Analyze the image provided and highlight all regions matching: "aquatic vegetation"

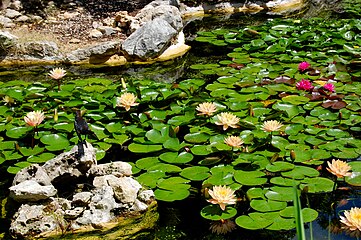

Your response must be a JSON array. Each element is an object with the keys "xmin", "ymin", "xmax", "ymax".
[
  {"xmin": 296, "ymin": 79, "xmax": 313, "ymax": 91},
  {"xmin": 323, "ymin": 83, "xmax": 335, "ymax": 92},
  {"xmin": 116, "ymin": 92, "xmax": 139, "ymax": 111},
  {"xmin": 224, "ymin": 136, "xmax": 243, "ymax": 148},
  {"xmin": 298, "ymin": 61, "xmax": 310, "ymax": 72},
  {"xmin": 326, "ymin": 159, "xmax": 352, "ymax": 178},
  {"xmin": 207, "ymin": 185, "xmax": 237, "ymax": 211},
  {"xmin": 196, "ymin": 102, "xmax": 217, "ymax": 116},
  {"xmin": 24, "ymin": 110, "xmax": 44, "ymax": 127},
  {"xmin": 1, "ymin": 17, "xmax": 361, "ymax": 237},
  {"xmin": 340, "ymin": 207, "xmax": 361, "ymax": 235},
  {"xmin": 214, "ymin": 112, "xmax": 239, "ymax": 130},
  {"xmin": 48, "ymin": 67, "xmax": 66, "ymax": 91},
  {"xmin": 261, "ymin": 120, "xmax": 284, "ymax": 132}
]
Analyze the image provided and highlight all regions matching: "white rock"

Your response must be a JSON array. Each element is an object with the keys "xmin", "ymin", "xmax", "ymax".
[{"xmin": 9, "ymin": 180, "xmax": 57, "ymax": 202}]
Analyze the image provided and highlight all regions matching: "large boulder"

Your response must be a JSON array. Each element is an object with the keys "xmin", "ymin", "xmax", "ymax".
[
  {"xmin": 9, "ymin": 180, "xmax": 57, "ymax": 202},
  {"xmin": 122, "ymin": 17, "xmax": 178, "ymax": 60}
]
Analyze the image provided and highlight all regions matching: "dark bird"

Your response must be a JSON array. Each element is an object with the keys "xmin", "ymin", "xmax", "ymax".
[{"xmin": 74, "ymin": 110, "xmax": 93, "ymax": 146}]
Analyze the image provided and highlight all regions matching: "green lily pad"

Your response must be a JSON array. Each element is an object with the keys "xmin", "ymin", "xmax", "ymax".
[
  {"xmin": 300, "ymin": 177, "xmax": 334, "ymax": 193},
  {"xmin": 282, "ymin": 95, "xmax": 310, "ymax": 105},
  {"xmin": 159, "ymin": 151, "xmax": 193, "ymax": 164},
  {"xmin": 235, "ymin": 212, "xmax": 276, "ymax": 230},
  {"xmin": 148, "ymin": 163, "xmax": 182, "ymax": 173},
  {"xmin": 6, "ymin": 127, "xmax": 31, "ymax": 139},
  {"xmin": 137, "ymin": 171, "xmax": 166, "ymax": 188},
  {"xmin": 27, "ymin": 153, "xmax": 55, "ymax": 163},
  {"xmin": 184, "ymin": 132, "xmax": 210, "ymax": 143},
  {"xmin": 266, "ymin": 162, "xmax": 294, "ymax": 172},
  {"xmin": 40, "ymin": 134, "xmax": 70, "ymax": 151},
  {"xmin": 19, "ymin": 146, "xmax": 44, "ymax": 156},
  {"xmin": 250, "ymin": 199, "xmax": 287, "ymax": 212},
  {"xmin": 280, "ymin": 206, "xmax": 318, "ymax": 222},
  {"xmin": 200, "ymin": 205, "xmax": 237, "ymax": 220},
  {"xmin": 281, "ymin": 165, "xmax": 319, "ymax": 180},
  {"xmin": 135, "ymin": 157, "xmax": 160, "ymax": 170},
  {"xmin": 128, "ymin": 143, "xmax": 163, "ymax": 153},
  {"xmin": 180, "ymin": 166, "xmax": 210, "ymax": 181},
  {"xmin": 234, "ymin": 170, "xmax": 267, "ymax": 186},
  {"xmin": 154, "ymin": 188, "xmax": 190, "ymax": 202}
]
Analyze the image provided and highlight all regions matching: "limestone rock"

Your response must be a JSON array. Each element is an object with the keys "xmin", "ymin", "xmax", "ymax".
[
  {"xmin": 88, "ymin": 161, "xmax": 132, "ymax": 177},
  {"xmin": 4, "ymin": 9, "xmax": 21, "ymax": 18},
  {"xmin": 131, "ymin": 3, "xmax": 183, "ymax": 32},
  {"xmin": 9, "ymin": 180, "xmax": 57, "ymax": 202},
  {"xmin": 12, "ymin": 164, "xmax": 52, "ymax": 186},
  {"xmin": 19, "ymin": 41, "xmax": 62, "ymax": 60},
  {"xmin": 0, "ymin": 16, "xmax": 14, "ymax": 28},
  {"xmin": 9, "ymin": 204, "xmax": 61, "ymax": 239},
  {"xmin": 72, "ymin": 192, "xmax": 93, "ymax": 206},
  {"xmin": 0, "ymin": 30, "xmax": 18, "ymax": 50},
  {"xmin": 65, "ymin": 41, "xmax": 120, "ymax": 63},
  {"xmin": 122, "ymin": 17, "xmax": 178, "ymax": 60},
  {"xmin": 89, "ymin": 29, "xmax": 103, "ymax": 38},
  {"xmin": 41, "ymin": 141, "xmax": 96, "ymax": 186}
]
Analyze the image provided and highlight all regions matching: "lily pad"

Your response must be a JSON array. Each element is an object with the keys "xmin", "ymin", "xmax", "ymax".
[{"xmin": 200, "ymin": 205, "xmax": 237, "ymax": 220}]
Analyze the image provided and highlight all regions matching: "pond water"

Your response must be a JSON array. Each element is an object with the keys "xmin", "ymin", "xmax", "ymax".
[{"xmin": 1, "ymin": 5, "xmax": 361, "ymax": 240}]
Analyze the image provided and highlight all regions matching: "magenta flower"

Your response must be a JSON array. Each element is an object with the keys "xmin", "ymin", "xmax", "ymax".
[
  {"xmin": 298, "ymin": 61, "xmax": 310, "ymax": 71},
  {"xmin": 323, "ymin": 83, "xmax": 335, "ymax": 92},
  {"xmin": 296, "ymin": 79, "xmax": 313, "ymax": 91}
]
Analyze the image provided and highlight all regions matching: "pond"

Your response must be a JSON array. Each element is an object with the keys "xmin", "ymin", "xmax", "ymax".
[{"xmin": 1, "ymin": 5, "xmax": 361, "ymax": 240}]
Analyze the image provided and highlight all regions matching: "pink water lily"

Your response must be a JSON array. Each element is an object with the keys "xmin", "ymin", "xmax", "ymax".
[
  {"xmin": 323, "ymin": 83, "xmax": 335, "ymax": 92},
  {"xmin": 298, "ymin": 61, "xmax": 310, "ymax": 71},
  {"xmin": 296, "ymin": 79, "xmax": 313, "ymax": 91}
]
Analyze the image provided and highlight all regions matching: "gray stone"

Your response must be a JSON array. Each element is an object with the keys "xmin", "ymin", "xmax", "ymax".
[
  {"xmin": 19, "ymin": 41, "xmax": 63, "ymax": 60},
  {"xmin": 14, "ymin": 15, "xmax": 30, "ymax": 22},
  {"xmin": 9, "ymin": 0, "xmax": 22, "ymax": 11},
  {"xmin": 0, "ymin": 16, "xmax": 13, "ymax": 28},
  {"xmin": 42, "ymin": 141, "xmax": 96, "ymax": 184},
  {"xmin": 88, "ymin": 161, "xmax": 132, "ymax": 177},
  {"xmin": 91, "ymin": 185, "xmax": 119, "ymax": 210},
  {"xmin": 75, "ymin": 208, "xmax": 113, "ymax": 228},
  {"xmin": 9, "ymin": 180, "xmax": 57, "ymax": 202},
  {"xmin": 138, "ymin": 190, "xmax": 155, "ymax": 203},
  {"xmin": 122, "ymin": 18, "xmax": 177, "ymax": 60},
  {"xmin": 133, "ymin": 4, "xmax": 182, "ymax": 32},
  {"xmin": 0, "ymin": 30, "xmax": 17, "ymax": 50},
  {"xmin": 4, "ymin": 9, "xmax": 21, "ymax": 18},
  {"xmin": 89, "ymin": 29, "xmax": 103, "ymax": 38},
  {"xmin": 98, "ymin": 26, "xmax": 118, "ymax": 36},
  {"xmin": 130, "ymin": 199, "xmax": 149, "ymax": 212},
  {"xmin": 65, "ymin": 41, "xmax": 120, "ymax": 63},
  {"xmin": 64, "ymin": 207, "xmax": 84, "ymax": 219},
  {"xmin": 12, "ymin": 164, "xmax": 52, "ymax": 186},
  {"xmin": 93, "ymin": 175, "xmax": 142, "ymax": 204},
  {"xmin": 9, "ymin": 204, "xmax": 61, "ymax": 239},
  {"xmin": 72, "ymin": 192, "xmax": 93, "ymax": 206}
]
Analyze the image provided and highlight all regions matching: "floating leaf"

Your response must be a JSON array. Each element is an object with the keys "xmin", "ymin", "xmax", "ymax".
[
  {"xmin": 128, "ymin": 143, "xmax": 162, "ymax": 153},
  {"xmin": 201, "ymin": 205, "xmax": 237, "ymax": 220},
  {"xmin": 180, "ymin": 166, "xmax": 210, "ymax": 181}
]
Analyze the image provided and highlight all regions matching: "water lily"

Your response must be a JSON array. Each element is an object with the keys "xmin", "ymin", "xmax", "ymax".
[
  {"xmin": 224, "ymin": 136, "xmax": 244, "ymax": 148},
  {"xmin": 116, "ymin": 92, "xmax": 139, "ymax": 111},
  {"xmin": 326, "ymin": 159, "xmax": 352, "ymax": 178},
  {"xmin": 48, "ymin": 68, "xmax": 67, "ymax": 80},
  {"xmin": 207, "ymin": 185, "xmax": 237, "ymax": 211},
  {"xmin": 323, "ymin": 83, "xmax": 335, "ymax": 92},
  {"xmin": 209, "ymin": 219, "xmax": 237, "ymax": 235},
  {"xmin": 296, "ymin": 79, "xmax": 313, "ymax": 91},
  {"xmin": 49, "ymin": 68, "xmax": 67, "ymax": 91},
  {"xmin": 24, "ymin": 110, "xmax": 45, "ymax": 127},
  {"xmin": 340, "ymin": 207, "xmax": 361, "ymax": 232},
  {"xmin": 196, "ymin": 102, "xmax": 217, "ymax": 116},
  {"xmin": 3, "ymin": 95, "xmax": 14, "ymax": 106},
  {"xmin": 215, "ymin": 112, "xmax": 239, "ymax": 130},
  {"xmin": 261, "ymin": 120, "xmax": 283, "ymax": 132},
  {"xmin": 298, "ymin": 61, "xmax": 310, "ymax": 71}
]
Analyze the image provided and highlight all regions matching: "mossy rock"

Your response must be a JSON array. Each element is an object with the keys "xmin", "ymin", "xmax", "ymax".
[{"xmin": 38, "ymin": 201, "xmax": 159, "ymax": 240}]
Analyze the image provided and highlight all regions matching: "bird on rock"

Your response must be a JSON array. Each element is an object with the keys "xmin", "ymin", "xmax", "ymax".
[{"xmin": 74, "ymin": 110, "xmax": 93, "ymax": 146}]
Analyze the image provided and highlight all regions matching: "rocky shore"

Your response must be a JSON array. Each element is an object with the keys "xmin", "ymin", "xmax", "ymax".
[{"xmin": 0, "ymin": 0, "xmax": 308, "ymax": 66}]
